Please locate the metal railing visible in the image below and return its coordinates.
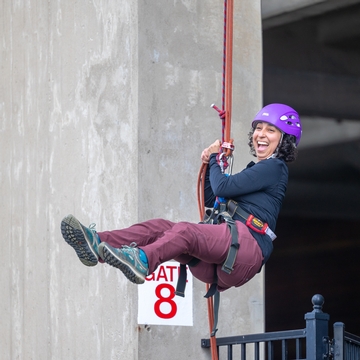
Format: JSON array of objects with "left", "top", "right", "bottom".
[
  {"left": 201, "top": 294, "right": 360, "bottom": 360},
  {"left": 333, "top": 322, "right": 360, "bottom": 360},
  {"left": 201, "top": 329, "right": 307, "bottom": 359}
]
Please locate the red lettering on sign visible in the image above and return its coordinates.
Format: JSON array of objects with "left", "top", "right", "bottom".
[
  {"left": 166, "top": 265, "right": 177, "bottom": 282},
  {"left": 157, "top": 266, "right": 168, "bottom": 281},
  {"left": 145, "top": 273, "right": 155, "bottom": 281},
  {"left": 145, "top": 265, "right": 183, "bottom": 282},
  {"left": 154, "top": 283, "right": 177, "bottom": 319}
]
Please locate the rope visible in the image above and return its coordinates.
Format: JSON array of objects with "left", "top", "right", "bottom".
[
  {"left": 221, "top": 0, "right": 227, "bottom": 143},
  {"left": 225, "top": 0, "right": 233, "bottom": 143},
  {"left": 197, "top": 1, "right": 234, "bottom": 359}
]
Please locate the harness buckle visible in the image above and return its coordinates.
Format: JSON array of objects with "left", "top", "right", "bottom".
[{"left": 245, "top": 214, "right": 269, "bottom": 235}]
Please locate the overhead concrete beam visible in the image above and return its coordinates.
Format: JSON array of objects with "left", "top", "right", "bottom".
[
  {"left": 317, "top": 6, "right": 360, "bottom": 43},
  {"left": 300, "top": 118, "right": 360, "bottom": 148},
  {"left": 264, "top": 66, "right": 360, "bottom": 120},
  {"left": 262, "top": 0, "right": 360, "bottom": 29}
]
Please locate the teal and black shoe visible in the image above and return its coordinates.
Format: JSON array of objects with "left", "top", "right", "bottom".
[
  {"left": 98, "top": 242, "right": 148, "bottom": 284},
  {"left": 61, "top": 214, "right": 100, "bottom": 266}
]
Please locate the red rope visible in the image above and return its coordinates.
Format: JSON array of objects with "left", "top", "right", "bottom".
[
  {"left": 225, "top": 0, "right": 233, "bottom": 144},
  {"left": 197, "top": 162, "right": 219, "bottom": 360},
  {"left": 197, "top": 2, "right": 234, "bottom": 359},
  {"left": 221, "top": 0, "right": 227, "bottom": 143}
]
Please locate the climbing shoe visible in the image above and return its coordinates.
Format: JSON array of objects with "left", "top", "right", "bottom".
[
  {"left": 98, "top": 242, "right": 148, "bottom": 284},
  {"left": 61, "top": 214, "right": 100, "bottom": 267}
]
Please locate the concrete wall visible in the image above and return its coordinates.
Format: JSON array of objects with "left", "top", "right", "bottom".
[{"left": 1, "top": 1, "right": 262, "bottom": 359}]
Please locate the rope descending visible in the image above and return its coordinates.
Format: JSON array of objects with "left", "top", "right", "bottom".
[{"left": 197, "top": 1, "right": 235, "bottom": 360}]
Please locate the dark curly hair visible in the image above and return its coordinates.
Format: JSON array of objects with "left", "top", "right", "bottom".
[{"left": 247, "top": 128, "right": 298, "bottom": 163}]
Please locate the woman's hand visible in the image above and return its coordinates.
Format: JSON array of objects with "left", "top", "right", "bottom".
[
  {"left": 208, "top": 139, "right": 221, "bottom": 154},
  {"left": 201, "top": 140, "right": 221, "bottom": 163}
]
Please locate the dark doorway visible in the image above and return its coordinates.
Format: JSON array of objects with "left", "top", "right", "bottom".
[
  {"left": 263, "top": 3, "right": 360, "bottom": 335},
  {"left": 265, "top": 143, "right": 360, "bottom": 333}
]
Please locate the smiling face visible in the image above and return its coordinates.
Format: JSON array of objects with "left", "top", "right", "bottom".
[{"left": 252, "top": 122, "right": 283, "bottom": 161}]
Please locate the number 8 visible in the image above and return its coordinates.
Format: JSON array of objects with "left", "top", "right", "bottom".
[{"left": 154, "top": 283, "right": 177, "bottom": 319}]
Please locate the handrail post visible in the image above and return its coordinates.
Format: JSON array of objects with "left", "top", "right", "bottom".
[
  {"left": 304, "top": 294, "right": 330, "bottom": 360},
  {"left": 333, "top": 322, "right": 345, "bottom": 360}
]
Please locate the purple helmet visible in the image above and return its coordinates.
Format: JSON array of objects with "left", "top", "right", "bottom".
[{"left": 252, "top": 103, "right": 302, "bottom": 145}]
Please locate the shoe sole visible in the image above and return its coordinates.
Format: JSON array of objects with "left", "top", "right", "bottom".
[
  {"left": 101, "top": 244, "right": 145, "bottom": 284},
  {"left": 61, "top": 214, "right": 98, "bottom": 267}
]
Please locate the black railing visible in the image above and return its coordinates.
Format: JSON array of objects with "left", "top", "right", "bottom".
[
  {"left": 201, "top": 294, "right": 360, "bottom": 360},
  {"left": 333, "top": 322, "right": 360, "bottom": 360},
  {"left": 202, "top": 329, "right": 307, "bottom": 359}
]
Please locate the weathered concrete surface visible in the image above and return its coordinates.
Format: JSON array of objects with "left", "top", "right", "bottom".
[{"left": 0, "top": 1, "right": 262, "bottom": 359}]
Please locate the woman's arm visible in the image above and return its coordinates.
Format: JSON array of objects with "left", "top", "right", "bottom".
[
  {"left": 209, "top": 156, "right": 284, "bottom": 199},
  {"left": 200, "top": 140, "right": 221, "bottom": 207}
]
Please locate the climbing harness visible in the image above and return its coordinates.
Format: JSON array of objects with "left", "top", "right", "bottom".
[
  {"left": 175, "top": 199, "right": 277, "bottom": 334},
  {"left": 227, "top": 199, "right": 277, "bottom": 241}
]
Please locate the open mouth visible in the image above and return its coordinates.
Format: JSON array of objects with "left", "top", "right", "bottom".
[{"left": 257, "top": 141, "right": 268, "bottom": 151}]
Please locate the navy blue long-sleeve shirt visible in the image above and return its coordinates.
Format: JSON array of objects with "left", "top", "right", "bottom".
[{"left": 204, "top": 153, "right": 289, "bottom": 264}]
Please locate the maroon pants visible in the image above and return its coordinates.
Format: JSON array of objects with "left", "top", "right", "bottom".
[{"left": 98, "top": 219, "right": 263, "bottom": 292}]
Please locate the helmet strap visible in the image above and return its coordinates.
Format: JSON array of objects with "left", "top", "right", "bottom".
[{"left": 267, "top": 132, "right": 284, "bottom": 159}]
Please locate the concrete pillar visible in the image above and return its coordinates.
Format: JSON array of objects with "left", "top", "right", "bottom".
[{"left": 0, "top": 1, "right": 263, "bottom": 359}]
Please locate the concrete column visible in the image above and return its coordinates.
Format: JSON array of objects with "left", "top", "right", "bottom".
[{"left": 0, "top": 1, "right": 263, "bottom": 359}]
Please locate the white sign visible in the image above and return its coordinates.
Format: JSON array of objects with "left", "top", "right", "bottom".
[{"left": 138, "top": 261, "right": 193, "bottom": 326}]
